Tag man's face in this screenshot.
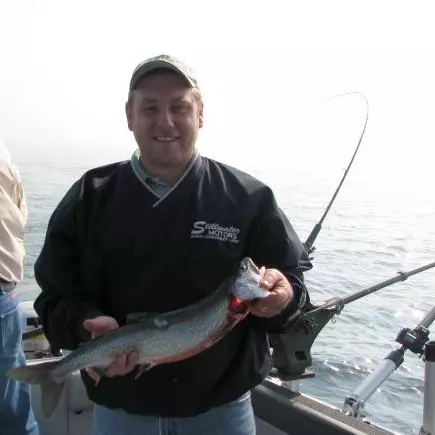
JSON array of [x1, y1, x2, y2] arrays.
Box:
[[126, 71, 203, 171]]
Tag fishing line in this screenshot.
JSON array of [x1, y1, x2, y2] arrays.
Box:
[[304, 91, 369, 254]]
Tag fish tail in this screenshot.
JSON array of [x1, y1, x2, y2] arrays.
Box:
[[7, 360, 66, 418], [6, 360, 59, 384], [40, 378, 67, 418]]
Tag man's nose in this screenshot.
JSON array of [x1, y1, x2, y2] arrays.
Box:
[[156, 109, 175, 127]]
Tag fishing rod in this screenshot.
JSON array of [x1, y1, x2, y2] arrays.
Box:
[[306, 261, 435, 315], [270, 261, 435, 380], [304, 92, 369, 255]]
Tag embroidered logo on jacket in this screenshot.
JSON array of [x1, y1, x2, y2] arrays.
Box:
[[191, 221, 240, 244]]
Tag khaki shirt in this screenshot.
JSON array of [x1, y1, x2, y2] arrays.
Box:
[[0, 141, 27, 282]]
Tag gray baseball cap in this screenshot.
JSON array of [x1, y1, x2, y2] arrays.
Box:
[[129, 54, 199, 91]]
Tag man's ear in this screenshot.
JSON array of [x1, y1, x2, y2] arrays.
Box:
[[198, 103, 204, 128], [126, 100, 133, 131]]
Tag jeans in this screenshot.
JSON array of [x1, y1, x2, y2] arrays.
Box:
[[0, 289, 39, 435], [93, 391, 256, 435]]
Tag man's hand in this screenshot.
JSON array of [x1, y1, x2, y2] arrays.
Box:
[[250, 268, 294, 318], [83, 316, 139, 383]]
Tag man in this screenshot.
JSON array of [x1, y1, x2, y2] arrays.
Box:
[[33, 54, 312, 435], [0, 140, 39, 435]]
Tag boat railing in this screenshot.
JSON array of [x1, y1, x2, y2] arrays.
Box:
[[341, 304, 435, 421], [419, 340, 435, 435]]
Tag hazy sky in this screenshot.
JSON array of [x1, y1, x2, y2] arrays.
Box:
[[1, 0, 434, 192]]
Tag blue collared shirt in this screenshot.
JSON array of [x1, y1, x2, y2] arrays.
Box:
[[130, 150, 171, 198]]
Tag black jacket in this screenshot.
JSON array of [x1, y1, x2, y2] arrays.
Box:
[[33, 154, 312, 417]]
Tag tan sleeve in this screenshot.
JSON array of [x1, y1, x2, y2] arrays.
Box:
[[0, 143, 27, 282]]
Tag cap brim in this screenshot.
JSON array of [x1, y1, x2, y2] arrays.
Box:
[[129, 60, 197, 90]]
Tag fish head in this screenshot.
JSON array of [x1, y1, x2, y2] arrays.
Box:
[[232, 257, 269, 301]]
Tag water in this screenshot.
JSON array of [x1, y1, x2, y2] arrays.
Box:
[[11, 146, 435, 435]]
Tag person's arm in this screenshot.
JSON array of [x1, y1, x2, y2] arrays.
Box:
[[0, 143, 27, 282], [33, 179, 104, 351], [245, 187, 312, 333]]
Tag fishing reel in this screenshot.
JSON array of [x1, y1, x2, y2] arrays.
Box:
[[395, 325, 430, 356]]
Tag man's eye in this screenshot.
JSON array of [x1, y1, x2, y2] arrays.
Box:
[[142, 106, 157, 113], [172, 104, 188, 113]]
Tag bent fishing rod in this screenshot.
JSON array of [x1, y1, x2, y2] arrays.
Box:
[[304, 92, 369, 255]]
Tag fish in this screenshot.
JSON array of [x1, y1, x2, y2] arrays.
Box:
[[7, 257, 269, 418]]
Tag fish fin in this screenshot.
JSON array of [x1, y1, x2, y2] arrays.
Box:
[[40, 378, 66, 418], [134, 362, 156, 379], [88, 367, 107, 385], [6, 360, 66, 419], [126, 312, 170, 329], [6, 360, 60, 384]]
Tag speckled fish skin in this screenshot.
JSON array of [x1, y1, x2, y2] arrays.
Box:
[[6, 257, 268, 418]]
